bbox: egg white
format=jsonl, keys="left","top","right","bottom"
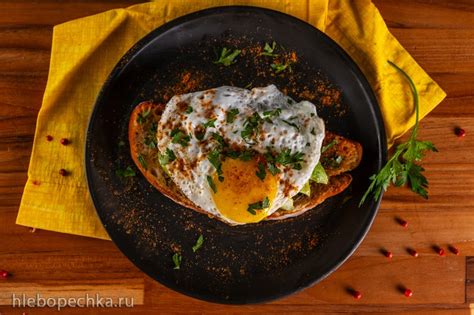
{"left": 156, "top": 85, "right": 325, "bottom": 224}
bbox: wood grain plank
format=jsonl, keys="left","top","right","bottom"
{"left": 0, "top": 1, "right": 143, "bottom": 26}
{"left": 0, "top": 279, "right": 144, "bottom": 306}
{"left": 374, "top": 0, "right": 474, "bottom": 30}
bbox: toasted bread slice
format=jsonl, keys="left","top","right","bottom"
{"left": 129, "top": 101, "right": 205, "bottom": 215}
{"left": 129, "top": 101, "right": 362, "bottom": 223}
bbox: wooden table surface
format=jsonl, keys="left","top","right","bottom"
{"left": 0, "top": 0, "right": 473, "bottom": 314}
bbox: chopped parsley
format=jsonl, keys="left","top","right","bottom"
{"left": 192, "top": 235, "right": 204, "bottom": 252}
{"left": 260, "top": 41, "right": 278, "bottom": 57}
{"left": 185, "top": 106, "right": 193, "bottom": 114}
{"left": 144, "top": 136, "right": 157, "bottom": 148}
{"left": 170, "top": 128, "right": 191, "bottom": 147}
{"left": 256, "top": 162, "right": 266, "bottom": 181}
{"left": 207, "top": 175, "right": 217, "bottom": 193}
{"left": 324, "top": 155, "right": 343, "bottom": 168}
{"left": 226, "top": 108, "right": 239, "bottom": 123}
{"left": 282, "top": 119, "right": 300, "bottom": 131}
{"left": 275, "top": 149, "right": 304, "bottom": 170}
{"left": 211, "top": 132, "right": 226, "bottom": 147}
{"left": 214, "top": 48, "right": 241, "bottom": 66}
{"left": 241, "top": 112, "right": 263, "bottom": 141}
{"left": 271, "top": 62, "right": 291, "bottom": 73}
{"left": 239, "top": 150, "right": 254, "bottom": 161}
{"left": 203, "top": 118, "right": 217, "bottom": 129}
{"left": 115, "top": 166, "right": 136, "bottom": 178}
{"left": 263, "top": 108, "right": 282, "bottom": 121}
{"left": 137, "top": 154, "right": 147, "bottom": 169}
{"left": 208, "top": 150, "right": 223, "bottom": 181}
{"left": 172, "top": 253, "right": 182, "bottom": 270}
{"left": 247, "top": 197, "right": 270, "bottom": 215}
{"left": 322, "top": 139, "right": 337, "bottom": 153}
{"left": 267, "top": 162, "right": 281, "bottom": 175}
{"left": 136, "top": 108, "right": 151, "bottom": 124}
{"left": 158, "top": 148, "right": 176, "bottom": 166}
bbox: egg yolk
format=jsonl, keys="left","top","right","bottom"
{"left": 211, "top": 158, "right": 278, "bottom": 223}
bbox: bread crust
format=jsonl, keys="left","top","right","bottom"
{"left": 129, "top": 101, "right": 362, "bottom": 223}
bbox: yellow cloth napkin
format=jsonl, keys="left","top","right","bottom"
{"left": 16, "top": 0, "right": 446, "bottom": 240}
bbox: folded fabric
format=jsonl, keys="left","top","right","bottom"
{"left": 16, "top": 0, "right": 446, "bottom": 240}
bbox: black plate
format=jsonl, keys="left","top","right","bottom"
{"left": 86, "top": 6, "right": 386, "bottom": 304}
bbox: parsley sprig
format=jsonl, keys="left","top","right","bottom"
{"left": 260, "top": 41, "right": 278, "bottom": 57}
{"left": 247, "top": 197, "right": 270, "bottom": 215}
{"left": 359, "top": 61, "right": 438, "bottom": 206}
{"left": 214, "top": 48, "right": 241, "bottom": 66}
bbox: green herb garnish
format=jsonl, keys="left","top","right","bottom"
{"left": 260, "top": 41, "right": 278, "bottom": 57}
{"left": 144, "top": 136, "right": 157, "bottom": 148}
{"left": 115, "top": 166, "right": 136, "bottom": 178}
{"left": 185, "top": 106, "right": 193, "bottom": 114}
{"left": 192, "top": 235, "right": 204, "bottom": 252}
{"left": 211, "top": 132, "right": 226, "bottom": 147}
{"left": 263, "top": 108, "right": 282, "bottom": 122}
{"left": 172, "top": 253, "right": 182, "bottom": 270}
{"left": 256, "top": 162, "right": 266, "bottom": 181}
{"left": 207, "top": 175, "right": 217, "bottom": 193}
{"left": 203, "top": 118, "right": 217, "bottom": 129}
{"left": 136, "top": 108, "right": 151, "bottom": 124}
{"left": 321, "top": 139, "right": 337, "bottom": 153}
{"left": 226, "top": 108, "right": 239, "bottom": 123}
{"left": 158, "top": 148, "right": 176, "bottom": 166}
{"left": 214, "top": 48, "right": 241, "bottom": 66}
{"left": 275, "top": 149, "right": 304, "bottom": 170}
{"left": 208, "top": 150, "right": 223, "bottom": 181}
{"left": 359, "top": 61, "right": 438, "bottom": 206}
{"left": 137, "top": 154, "right": 147, "bottom": 169}
{"left": 271, "top": 62, "right": 291, "bottom": 73}
{"left": 170, "top": 128, "right": 191, "bottom": 147}
{"left": 247, "top": 197, "right": 270, "bottom": 215}
{"left": 267, "top": 162, "right": 281, "bottom": 175}
{"left": 241, "top": 112, "right": 263, "bottom": 141}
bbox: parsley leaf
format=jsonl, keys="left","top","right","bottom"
{"left": 267, "top": 162, "right": 281, "bottom": 175}
{"left": 136, "top": 108, "right": 151, "bottom": 124}
{"left": 192, "top": 235, "right": 204, "bottom": 252}
{"left": 208, "top": 150, "right": 223, "bottom": 181}
{"left": 214, "top": 48, "right": 241, "bottom": 66}
{"left": 211, "top": 132, "right": 226, "bottom": 147}
{"left": 241, "top": 112, "right": 263, "bottom": 141}
{"left": 203, "top": 118, "right": 217, "bottom": 129}
{"left": 260, "top": 41, "right": 278, "bottom": 57}
{"left": 247, "top": 197, "right": 270, "bottom": 215}
{"left": 256, "top": 162, "right": 266, "bottom": 181}
{"left": 170, "top": 128, "right": 191, "bottom": 147}
{"left": 115, "top": 166, "right": 136, "bottom": 178}
{"left": 172, "top": 253, "right": 182, "bottom": 270}
{"left": 359, "top": 61, "right": 438, "bottom": 206}
{"left": 271, "top": 62, "right": 291, "bottom": 73}
{"left": 185, "top": 106, "right": 193, "bottom": 114}
{"left": 275, "top": 149, "right": 304, "bottom": 170}
{"left": 207, "top": 175, "right": 217, "bottom": 193}
{"left": 321, "top": 139, "right": 337, "bottom": 153}
{"left": 158, "top": 148, "right": 176, "bottom": 166}
{"left": 137, "top": 154, "right": 147, "bottom": 169}
{"left": 226, "top": 108, "right": 239, "bottom": 123}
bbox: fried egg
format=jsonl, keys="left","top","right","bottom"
{"left": 156, "top": 85, "right": 325, "bottom": 225}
